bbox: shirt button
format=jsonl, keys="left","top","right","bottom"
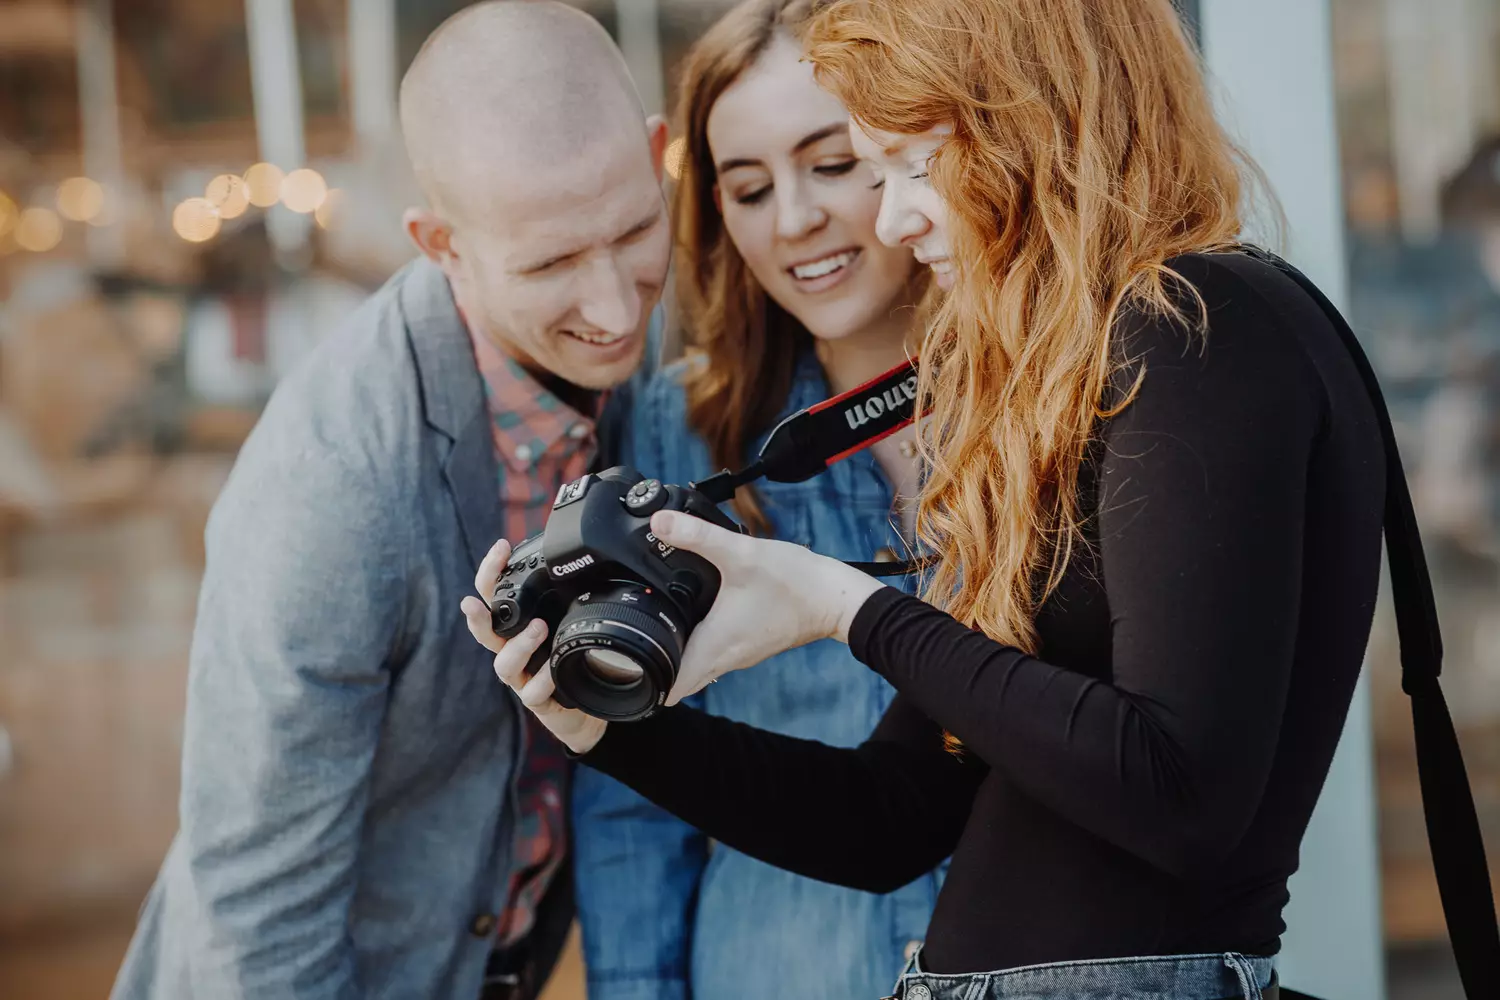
{"left": 568, "top": 422, "right": 590, "bottom": 439}
{"left": 874, "top": 546, "right": 900, "bottom": 563}
{"left": 514, "top": 443, "right": 533, "bottom": 463}
{"left": 469, "top": 912, "right": 496, "bottom": 937}
{"left": 904, "top": 939, "right": 922, "bottom": 962}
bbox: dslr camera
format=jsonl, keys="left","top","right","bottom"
{"left": 489, "top": 466, "right": 742, "bottom": 721}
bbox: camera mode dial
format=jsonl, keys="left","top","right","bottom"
{"left": 623, "top": 478, "right": 668, "bottom": 516}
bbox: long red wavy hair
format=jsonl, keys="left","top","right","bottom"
{"left": 803, "top": 0, "right": 1254, "bottom": 650}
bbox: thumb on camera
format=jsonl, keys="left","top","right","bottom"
{"left": 649, "top": 509, "right": 737, "bottom": 562}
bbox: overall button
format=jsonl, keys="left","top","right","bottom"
{"left": 469, "top": 912, "right": 496, "bottom": 937}
{"left": 874, "top": 546, "right": 900, "bottom": 563}
{"left": 906, "top": 985, "right": 932, "bottom": 1000}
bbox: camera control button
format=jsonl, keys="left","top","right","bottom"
{"left": 624, "top": 478, "right": 668, "bottom": 516}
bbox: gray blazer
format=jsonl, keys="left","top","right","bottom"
{"left": 113, "top": 258, "right": 622, "bottom": 1000}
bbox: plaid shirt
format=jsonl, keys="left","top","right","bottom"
{"left": 467, "top": 322, "right": 598, "bottom": 948}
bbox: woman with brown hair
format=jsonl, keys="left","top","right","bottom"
{"left": 566, "top": 2, "right": 941, "bottom": 999}
{"left": 467, "top": 1, "right": 1390, "bottom": 996}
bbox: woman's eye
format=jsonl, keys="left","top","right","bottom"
{"left": 734, "top": 187, "right": 771, "bottom": 206}
{"left": 912, "top": 171, "right": 930, "bottom": 181}
{"left": 814, "top": 160, "right": 859, "bottom": 177}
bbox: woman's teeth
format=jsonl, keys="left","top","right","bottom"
{"left": 568, "top": 330, "right": 628, "bottom": 346}
{"left": 791, "top": 250, "right": 858, "bottom": 281}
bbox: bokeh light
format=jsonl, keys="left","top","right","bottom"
{"left": 57, "top": 177, "right": 106, "bottom": 223}
{"left": 664, "top": 137, "right": 687, "bottom": 180}
{"left": 206, "top": 173, "right": 250, "bottom": 219}
{"left": 243, "top": 162, "right": 285, "bottom": 208}
{"left": 15, "top": 207, "right": 64, "bottom": 252}
{"left": 172, "top": 197, "right": 221, "bottom": 243}
{"left": 314, "top": 188, "right": 344, "bottom": 230}
{"left": 0, "top": 190, "right": 16, "bottom": 238}
{"left": 280, "top": 168, "right": 328, "bottom": 214}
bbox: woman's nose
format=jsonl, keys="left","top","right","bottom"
{"left": 775, "top": 179, "right": 829, "bottom": 242}
{"left": 874, "top": 183, "right": 930, "bottom": 248}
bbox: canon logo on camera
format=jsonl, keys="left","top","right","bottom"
{"left": 843, "top": 374, "right": 918, "bottom": 430}
{"left": 551, "top": 553, "right": 596, "bottom": 577}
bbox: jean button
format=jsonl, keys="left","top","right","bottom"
{"left": 907, "top": 985, "right": 932, "bottom": 1000}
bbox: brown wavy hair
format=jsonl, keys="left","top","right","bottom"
{"left": 672, "top": 0, "right": 847, "bottom": 535}
{"left": 803, "top": 0, "right": 1253, "bottom": 650}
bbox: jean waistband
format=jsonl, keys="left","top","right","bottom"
{"left": 886, "top": 949, "right": 1277, "bottom": 1000}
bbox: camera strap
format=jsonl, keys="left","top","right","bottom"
{"left": 692, "top": 356, "right": 921, "bottom": 499}
{"left": 691, "top": 357, "right": 924, "bottom": 578}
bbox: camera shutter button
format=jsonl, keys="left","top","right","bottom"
{"left": 624, "top": 478, "right": 668, "bottom": 516}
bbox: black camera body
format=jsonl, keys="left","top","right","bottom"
{"left": 490, "top": 465, "right": 743, "bottom": 721}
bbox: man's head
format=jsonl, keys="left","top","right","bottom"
{"left": 400, "top": 0, "right": 670, "bottom": 390}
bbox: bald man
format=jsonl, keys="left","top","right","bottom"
{"left": 111, "top": 4, "right": 669, "bottom": 999}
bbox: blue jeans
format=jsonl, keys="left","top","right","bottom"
{"left": 887, "top": 949, "right": 1277, "bottom": 1000}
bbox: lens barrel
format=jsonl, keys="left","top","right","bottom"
{"left": 550, "top": 581, "right": 687, "bottom": 721}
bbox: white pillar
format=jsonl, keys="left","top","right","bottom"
{"left": 245, "top": 0, "right": 310, "bottom": 254}
{"left": 1198, "top": 6, "right": 1386, "bottom": 998}
{"left": 614, "top": 0, "right": 666, "bottom": 118}
{"left": 75, "top": 0, "right": 126, "bottom": 265}
{"left": 348, "top": 0, "right": 398, "bottom": 146}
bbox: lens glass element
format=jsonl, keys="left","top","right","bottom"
{"left": 582, "top": 647, "right": 646, "bottom": 686}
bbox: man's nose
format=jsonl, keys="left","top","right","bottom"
{"left": 576, "top": 256, "right": 642, "bottom": 336}
{"left": 874, "top": 184, "right": 929, "bottom": 248}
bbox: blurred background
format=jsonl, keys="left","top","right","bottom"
{"left": 0, "top": 0, "right": 1495, "bottom": 997}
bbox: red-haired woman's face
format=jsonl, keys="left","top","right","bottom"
{"left": 708, "top": 35, "right": 919, "bottom": 343}
{"left": 851, "top": 121, "right": 955, "bottom": 289}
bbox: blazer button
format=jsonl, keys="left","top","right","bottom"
{"left": 874, "top": 546, "right": 900, "bottom": 563}
{"left": 469, "top": 912, "right": 496, "bottom": 937}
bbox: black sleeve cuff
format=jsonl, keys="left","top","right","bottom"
{"left": 848, "top": 586, "right": 930, "bottom": 672}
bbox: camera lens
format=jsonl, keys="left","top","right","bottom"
{"left": 581, "top": 648, "right": 646, "bottom": 686}
{"left": 550, "top": 581, "right": 688, "bottom": 721}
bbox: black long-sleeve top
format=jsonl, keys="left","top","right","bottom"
{"left": 583, "top": 251, "right": 1388, "bottom": 974}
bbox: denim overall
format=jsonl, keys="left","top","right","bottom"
{"left": 884, "top": 947, "right": 1277, "bottom": 1000}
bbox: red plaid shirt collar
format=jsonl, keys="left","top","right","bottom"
{"left": 463, "top": 315, "right": 604, "bottom": 473}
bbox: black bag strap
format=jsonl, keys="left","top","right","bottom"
{"left": 1243, "top": 246, "right": 1500, "bottom": 998}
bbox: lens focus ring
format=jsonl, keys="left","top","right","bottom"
{"left": 551, "top": 586, "right": 687, "bottom": 721}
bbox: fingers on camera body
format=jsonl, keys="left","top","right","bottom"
{"left": 474, "top": 537, "right": 512, "bottom": 598}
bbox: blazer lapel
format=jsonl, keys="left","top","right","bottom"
{"left": 400, "top": 258, "right": 504, "bottom": 572}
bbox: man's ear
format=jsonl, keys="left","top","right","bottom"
{"left": 646, "top": 114, "right": 671, "bottom": 183}
{"left": 404, "top": 208, "right": 459, "bottom": 272}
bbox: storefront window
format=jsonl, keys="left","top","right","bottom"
{"left": 1333, "top": 0, "right": 1500, "bottom": 988}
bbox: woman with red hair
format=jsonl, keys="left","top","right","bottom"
{"left": 467, "top": 2, "right": 1389, "bottom": 997}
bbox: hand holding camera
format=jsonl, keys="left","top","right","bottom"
{"left": 461, "top": 464, "right": 886, "bottom": 752}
